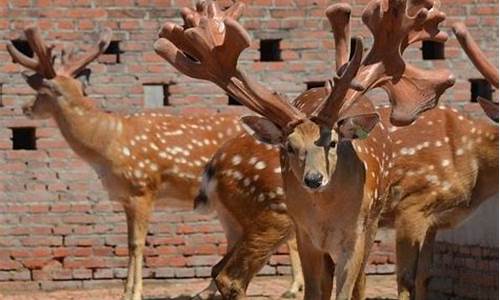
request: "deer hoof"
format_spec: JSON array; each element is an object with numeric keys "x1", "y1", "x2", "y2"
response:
[
  {"x1": 191, "y1": 292, "x2": 215, "y2": 300},
  {"x1": 281, "y1": 291, "x2": 297, "y2": 298}
]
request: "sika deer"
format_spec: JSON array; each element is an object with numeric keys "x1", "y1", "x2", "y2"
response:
[
  {"x1": 193, "y1": 19, "x2": 499, "y2": 300},
  {"x1": 7, "y1": 26, "x2": 242, "y2": 300},
  {"x1": 381, "y1": 21, "x2": 497, "y2": 300},
  {"x1": 155, "y1": 1, "x2": 456, "y2": 299},
  {"x1": 192, "y1": 134, "x2": 303, "y2": 300}
]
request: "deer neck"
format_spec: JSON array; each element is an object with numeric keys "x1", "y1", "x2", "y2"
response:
[
  {"x1": 52, "y1": 95, "x2": 121, "y2": 161},
  {"x1": 475, "y1": 121, "x2": 499, "y2": 169},
  {"x1": 473, "y1": 121, "x2": 499, "y2": 198}
]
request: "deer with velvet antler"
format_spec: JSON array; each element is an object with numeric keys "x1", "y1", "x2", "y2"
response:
[
  {"x1": 156, "y1": 0, "x2": 490, "y2": 299},
  {"x1": 6, "y1": 26, "x2": 248, "y2": 300}
]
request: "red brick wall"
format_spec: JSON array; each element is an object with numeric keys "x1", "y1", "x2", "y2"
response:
[
  {"x1": 0, "y1": 0, "x2": 497, "y2": 291},
  {"x1": 429, "y1": 242, "x2": 498, "y2": 299}
]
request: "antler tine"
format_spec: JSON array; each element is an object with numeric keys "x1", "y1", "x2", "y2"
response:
[
  {"x1": 326, "y1": 3, "x2": 352, "y2": 72},
  {"x1": 181, "y1": 6, "x2": 202, "y2": 28},
  {"x1": 156, "y1": 0, "x2": 306, "y2": 131},
  {"x1": 333, "y1": 0, "x2": 454, "y2": 126},
  {"x1": 6, "y1": 42, "x2": 39, "y2": 71},
  {"x1": 222, "y1": 1, "x2": 245, "y2": 20},
  {"x1": 312, "y1": 37, "x2": 364, "y2": 128},
  {"x1": 403, "y1": 3, "x2": 448, "y2": 50},
  {"x1": 180, "y1": 0, "x2": 244, "y2": 29},
  {"x1": 453, "y1": 22, "x2": 499, "y2": 88},
  {"x1": 61, "y1": 45, "x2": 76, "y2": 66},
  {"x1": 11, "y1": 25, "x2": 57, "y2": 78},
  {"x1": 60, "y1": 27, "x2": 112, "y2": 77}
]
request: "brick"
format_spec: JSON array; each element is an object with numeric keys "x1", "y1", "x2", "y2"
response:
[
  {"x1": 195, "y1": 267, "x2": 212, "y2": 278},
  {"x1": 93, "y1": 268, "x2": 113, "y2": 279},
  {"x1": 174, "y1": 267, "x2": 195, "y2": 278},
  {"x1": 72, "y1": 268, "x2": 92, "y2": 279},
  {"x1": 0, "y1": 281, "x2": 40, "y2": 292},
  {"x1": 186, "y1": 255, "x2": 220, "y2": 267},
  {"x1": 0, "y1": 259, "x2": 22, "y2": 270},
  {"x1": 40, "y1": 280, "x2": 82, "y2": 291}
]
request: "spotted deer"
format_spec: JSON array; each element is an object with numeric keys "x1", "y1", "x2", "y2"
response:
[
  {"x1": 7, "y1": 26, "x2": 243, "y2": 300},
  {"x1": 155, "y1": 1, "x2": 457, "y2": 299},
  {"x1": 192, "y1": 136, "x2": 303, "y2": 300}
]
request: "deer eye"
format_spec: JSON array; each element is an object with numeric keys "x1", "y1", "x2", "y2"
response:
[
  {"x1": 286, "y1": 143, "x2": 294, "y2": 153},
  {"x1": 329, "y1": 141, "x2": 337, "y2": 148}
]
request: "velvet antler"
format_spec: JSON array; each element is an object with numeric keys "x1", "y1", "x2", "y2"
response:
[
  {"x1": 7, "y1": 26, "x2": 57, "y2": 78},
  {"x1": 315, "y1": 0, "x2": 455, "y2": 127},
  {"x1": 326, "y1": 3, "x2": 352, "y2": 72},
  {"x1": 452, "y1": 22, "x2": 499, "y2": 89},
  {"x1": 59, "y1": 28, "x2": 112, "y2": 77},
  {"x1": 7, "y1": 26, "x2": 112, "y2": 79},
  {"x1": 154, "y1": 0, "x2": 305, "y2": 131}
]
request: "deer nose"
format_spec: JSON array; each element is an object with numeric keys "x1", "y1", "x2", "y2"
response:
[{"x1": 304, "y1": 172, "x2": 323, "y2": 189}]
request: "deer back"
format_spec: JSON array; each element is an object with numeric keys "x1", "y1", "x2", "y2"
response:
[{"x1": 382, "y1": 105, "x2": 498, "y2": 222}]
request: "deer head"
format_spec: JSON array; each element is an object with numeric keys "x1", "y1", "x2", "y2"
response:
[
  {"x1": 7, "y1": 26, "x2": 111, "y2": 119},
  {"x1": 155, "y1": 0, "x2": 453, "y2": 191}
]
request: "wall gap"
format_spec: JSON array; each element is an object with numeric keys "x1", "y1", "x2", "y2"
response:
[{"x1": 11, "y1": 127, "x2": 37, "y2": 150}]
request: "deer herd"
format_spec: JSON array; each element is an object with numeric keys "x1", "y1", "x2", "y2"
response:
[{"x1": 5, "y1": 0, "x2": 498, "y2": 300}]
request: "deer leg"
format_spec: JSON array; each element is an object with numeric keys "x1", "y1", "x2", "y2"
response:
[
  {"x1": 192, "y1": 280, "x2": 218, "y2": 300},
  {"x1": 414, "y1": 229, "x2": 436, "y2": 300},
  {"x1": 124, "y1": 209, "x2": 136, "y2": 300},
  {"x1": 335, "y1": 214, "x2": 380, "y2": 300},
  {"x1": 215, "y1": 224, "x2": 291, "y2": 300},
  {"x1": 123, "y1": 194, "x2": 154, "y2": 300},
  {"x1": 395, "y1": 210, "x2": 431, "y2": 300},
  {"x1": 352, "y1": 269, "x2": 366, "y2": 300},
  {"x1": 296, "y1": 229, "x2": 333, "y2": 300},
  {"x1": 193, "y1": 204, "x2": 244, "y2": 300},
  {"x1": 281, "y1": 238, "x2": 305, "y2": 298},
  {"x1": 193, "y1": 246, "x2": 238, "y2": 300}
]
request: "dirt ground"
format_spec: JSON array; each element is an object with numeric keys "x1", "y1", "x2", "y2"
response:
[{"x1": 1, "y1": 275, "x2": 397, "y2": 300}]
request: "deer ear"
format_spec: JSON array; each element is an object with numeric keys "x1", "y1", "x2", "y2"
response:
[
  {"x1": 337, "y1": 113, "x2": 380, "y2": 140},
  {"x1": 241, "y1": 115, "x2": 283, "y2": 145},
  {"x1": 478, "y1": 97, "x2": 499, "y2": 123},
  {"x1": 75, "y1": 68, "x2": 91, "y2": 96},
  {"x1": 22, "y1": 73, "x2": 59, "y2": 93},
  {"x1": 22, "y1": 73, "x2": 45, "y2": 90}
]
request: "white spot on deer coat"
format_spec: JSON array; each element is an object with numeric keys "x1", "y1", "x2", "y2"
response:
[
  {"x1": 255, "y1": 161, "x2": 266, "y2": 170},
  {"x1": 133, "y1": 169, "x2": 143, "y2": 178},
  {"x1": 232, "y1": 155, "x2": 242, "y2": 165}
]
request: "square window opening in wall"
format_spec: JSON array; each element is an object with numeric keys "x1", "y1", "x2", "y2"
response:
[
  {"x1": 260, "y1": 39, "x2": 282, "y2": 62},
  {"x1": 306, "y1": 81, "x2": 325, "y2": 90},
  {"x1": 422, "y1": 41, "x2": 445, "y2": 60},
  {"x1": 102, "y1": 40, "x2": 121, "y2": 64},
  {"x1": 11, "y1": 127, "x2": 37, "y2": 150},
  {"x1": 144, "y1": 83, "x2": 171, "y2": 107},
  {"x1": 228, "y1": 94, "x2": 241, "y2": 105},
  {"x1": 11, "y1": 39, "x2": 34, "y2": 58},
  {"x1": 469, "y1": 79, "x2": 493, "y2": 103}
]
